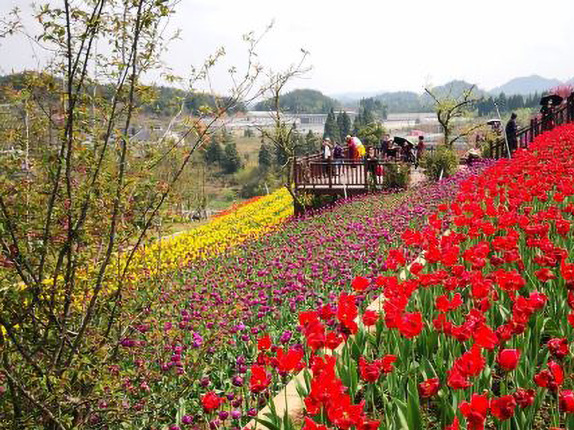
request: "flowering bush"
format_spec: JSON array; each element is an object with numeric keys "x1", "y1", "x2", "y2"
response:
[{"x1": 251, "y1": 125, "x2": 574, "y2": 430}]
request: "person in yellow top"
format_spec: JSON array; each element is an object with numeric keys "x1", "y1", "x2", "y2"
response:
[{"x1": 354, "y1": 136, "x2": 365, "y2": 158}]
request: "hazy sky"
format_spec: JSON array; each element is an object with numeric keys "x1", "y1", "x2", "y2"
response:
[{"x1": 1, "y1": 0, "x2": 574, "y2": 95}]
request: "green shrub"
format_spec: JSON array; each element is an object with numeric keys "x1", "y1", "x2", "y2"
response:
[
  {"x1": 382, "y1": 163, "x2": 411, "y2": 190},
  {"x1": 420, "y1": 146, "x2": 458, "y2": 181}
]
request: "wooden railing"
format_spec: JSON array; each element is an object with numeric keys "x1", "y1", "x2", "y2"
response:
[
  {"x1": 490, "y1": 93, "x2": 574, "y2": 159},
  {"x1": 294, "y1": 157, "x2": 409, "y2": 193}
]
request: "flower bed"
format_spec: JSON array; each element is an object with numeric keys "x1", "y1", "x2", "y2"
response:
[
  {"x1": 251, "y1": 125, "x2": 574, "y2": 430},
  {"x1": 125, "y1": 188, "x2": 293, "y2": 279},
  {"x1": 105, "y1": 165, "x2": 489, "y2": 429}
]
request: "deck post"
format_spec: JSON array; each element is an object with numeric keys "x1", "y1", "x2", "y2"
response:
[
  {"x1": 364, "y1": 159, "x2": 368, "y2": 191},
  {"x1": 327, "y1": 158, "x2": 333, "y2": 189}
]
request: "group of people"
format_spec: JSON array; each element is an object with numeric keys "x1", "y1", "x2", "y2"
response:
[
  {"x1": 320, "y1": 135, "x2": 364, "y2": 162},
  {"x1": 321, "y1": 134, "x2": 425, "y2": 165},
  {"x1": 505, "y1": 95, "x2": 571, "y2": 153},
  {"x1": 319, "y1": 133, "x2": 426, "y2": 190},
  {"x1": 379, "y1": 134, "x2": 425, "y2": 166}
]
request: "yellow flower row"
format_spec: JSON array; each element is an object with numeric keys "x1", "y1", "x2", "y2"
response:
[{"x1": 124, "y1": 188, "x2": 293, "y2": 279}]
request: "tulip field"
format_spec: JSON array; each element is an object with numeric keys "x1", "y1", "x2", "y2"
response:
[
  {"x1": 125, "y1": 188, "x2": 293, "y2": 279},
  {"x1": 109, "y1": 162, "x2": 489, "y2": 429},
  {"x1": 243, "y1": 124, "x2": 574, "y2": 430}
]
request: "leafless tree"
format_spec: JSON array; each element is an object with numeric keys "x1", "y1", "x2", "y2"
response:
[{"x1": 425, "y1": 84, "x2": 482, "y2": 147}]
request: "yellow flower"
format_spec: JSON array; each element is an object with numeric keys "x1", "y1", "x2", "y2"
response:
[{"x1": 123, "y1": 189, "x2": 293, "y2": 279}]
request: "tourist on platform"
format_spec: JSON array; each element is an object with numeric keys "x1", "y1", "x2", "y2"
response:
[
  {"x1": 505, "y1": 112, "x2": 518, "y2": 153},
  {"x1": 322, "y1": 138, "x2": 333, "y2": 177},
  {"x1": 322, "y1": 137, "x2": 333, "y2": 159},
  {"x1": 365, "y1": 146, "x2": 379, "y2": 191},
  {"x1": 333, "y1": 141, "x2": 344, "y2": 175},
  {"x1": 415, "y1": 135, "x2": 425, "y2": 169},
  {"x1": 345, "y1": 135, "x2": 356, "y2": 160},
  {"x1": 380, "y1": 134, "x2": 391, "y2": 158},
  {"x1": 354, "y1": 136, "x2": 365, "y2": 159}
]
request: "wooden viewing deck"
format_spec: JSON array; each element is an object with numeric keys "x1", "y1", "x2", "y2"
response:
[{"x1": 294, "y1": 149, "x2": 409, "y2": 196}]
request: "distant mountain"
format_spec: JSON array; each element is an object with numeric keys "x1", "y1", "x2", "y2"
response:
[
  {"x1": 330, "y1": 91, "x2": 383, "y2": 103},
  {"x1": 424, "y1": 80, "x2": 486, "y2": 99},
  {"x1": 566, "y1": 77, "x2": 574, "y2": 85},
  {"x1": 490, "y1": 75, "x2": 562, "y2": 96},
  {"x1": 373, "y1": 91, "x2": 430, "y2": 113},
  {"x1": 254, "y1": 89, "x2": 339, "y2": 114}
]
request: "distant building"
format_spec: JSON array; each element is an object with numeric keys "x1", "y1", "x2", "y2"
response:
[{"x1": 222, "y1": 110, "x2": 357, "y2": 135}]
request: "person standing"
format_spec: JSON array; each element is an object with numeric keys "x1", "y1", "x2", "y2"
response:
[
  {"x1": 333, "y1": 141, "x2": 343, "y2": 176},
  {"x1": 365, "y1": 146, "x2": 379, "y2": 191},
  {"x1": 354, "y1": 136, "x2": 365, "y2": 159},
  {"x1": 322, "y1": 138, "x2": 333, "y2": 159},
  {"x1": 540, "y1": 101, "x2": 554, "y2": 131},
  {"x1": 380, "y1": 134, "x2": 391, "y2": 158},
  {"x1": 415, "y1": 135, "x2": 425, "y2": 169},
  {"x1": 322, "y1": 138, "x2": 333, "y2": 176},
  {"x1": 505, "y1": 112, "x2": 518, "y2": 153},
  {"x1": 346, "y1": 135, "x2": 356, "y2": 160}
]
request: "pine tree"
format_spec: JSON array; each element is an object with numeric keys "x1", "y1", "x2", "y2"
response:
[
  {"x1": 361, "y1": 105, "x2": 375, "y2": 126},
  {"x1": 304, "y1": 130, "x2": 318, "y2": 155},
  {"x1": 258, "y1": 142, "x2": 272, "y2": 170},
  {"x1": 323, "y1": 108, "x2": 339, "y2": 140},
  {"x1": 204, "y1": 135, "x2": 223, "y2": 165},
  {"x1": 221, "y1": 141, "x2": 242, "y2": 174},
  {"x1": 337, "y1": 111, "x2": 352, "y2": 142}
]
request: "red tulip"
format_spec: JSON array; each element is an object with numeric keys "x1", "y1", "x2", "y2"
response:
[
  {"x1": 337, "y1": 293, "x2": 358, "y2": 334},
  {"x1": 301, "y1": 417, "x2": 328, "y2": 430},
  {"x1": 379, "y1": 354, "x2": 397, "y2": 373},
  {"x1": 497, "y1": 349, "x2": 520, "y2": 371},
  {"x1": 325, "y1": 331, "x2": 343, "y2": 350},
  {"x1": 362, "y1": 310, "x2": 379, "y2": 326},
  {"x1": 459, "y1": 393, "x2": 489, "y2": 430},
  {"x1": 358, "y1": 357, "x2": 381, "y2": 383},
  {"x1": 559, "y1": 390, "x2": 574, "y2": 413},
  {"x1": 534, "y1": 268, "x2": 556, "y2": 282},
  {"x1": 444, "y1": 417, "x2": 460, "y2": 430},
  {"x1": 418, "y1": 378, "x2": 440, "y2": 398},
  {"x1": 547, "y1": 338, "x2": 569, "y2": 359},
  {"x1": 513, "y1": 388, "x2": 535, "y2": 408},
  {"x1": 258, "y1": 334, "x2": 272, "y2": 351},
  {"x1": 447, "y1": 368, "x2": 471, "y2": 390},
  {"x1": 351, "y1": 276, "x2": 369, "y2": 292},
  {"x1": 249, "y1": 365, "x2": 270, "y2": 393},
  {"x1": 474, "y1": 324, "x2": 498, "y2": 350},
  {"x1": 398, "y1": 312, "x2": 423, "y2": 338},
  {"x1": 276, "y1": 347, "x2": 303, "y2": 373},
  {"x1": 201, "y1": 391, "x2": 223, "y2": 412},
  {"x1": 491, "y1": 395, "x2": 517, "y2": 421},
  {"x1": 534, "y1": 361, "x2": 564, "y2": 391}
]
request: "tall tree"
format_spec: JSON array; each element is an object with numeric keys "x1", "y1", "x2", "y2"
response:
[
  {"x1": 323, "y1": 107, "x2": 339, "y2": 140},
  {"x1": 337, "y1": 111, "x2": 352, "y2": 141},
  {"x1": 221, "y1": 141, "x2": 242, "y2": 174},
  {"x1": 258, "y1": 142, "x2": 272, "y2": 170},
  {"x1": 204, "y1": 135, "x2": 223, "y2": 165},
  {"x1": 425, "y1": 85, "x2": 482, "y2": 147},
  {"x1": 256, "y1": 50, "x2": 311, "y2": 210},
  {"x1": 302, "y1": 130, "x2": 318, "y2": 155}
]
